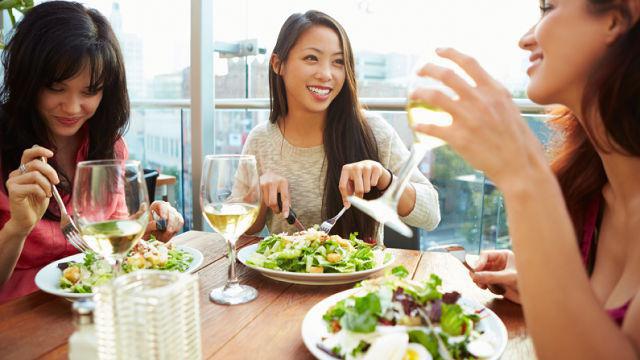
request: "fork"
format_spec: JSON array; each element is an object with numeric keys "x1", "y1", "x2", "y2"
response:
[
  {"x1": 50, "y1": 183, "x2": 90, "y2": 253},
  {"x1": 319, "y1": 206, "x2": 347, "y2": 233}
]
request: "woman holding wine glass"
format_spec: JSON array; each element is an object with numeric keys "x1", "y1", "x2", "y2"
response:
[
  {"x1": 242, "y1": 10, "x2": 441, "y2": 242},
  {"x1": 0, "y1": 1, "x2": 183, "y2": 303},
  {"x1": 411, "y1": 0, "x2": 640, "y2": 356}
]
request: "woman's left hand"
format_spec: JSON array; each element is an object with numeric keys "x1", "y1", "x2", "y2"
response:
[
  {"x1": 145, "y1": 201, "x2": 184, "y2": 242},
  {"x1": 339, "y1": 160, "x2": 391, "y2": 208}
]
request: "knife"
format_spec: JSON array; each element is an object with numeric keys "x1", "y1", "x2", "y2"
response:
[{"x1": 277, "y1": 193, "x2": 306, "y2": 232}]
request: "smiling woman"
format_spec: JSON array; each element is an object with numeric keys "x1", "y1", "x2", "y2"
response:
[
  {"x1": 410, "y1": 0, "x2": 640, "y2": 357},
  {"x1": 36, "y1": 66, "x2": 104, "y2": 142},
  {"x1": 0, "y1": 1, "x2": 183, "y2": 303},
  {"x1": 241, "y1": 10, "x2": 441, "y2": 242}
]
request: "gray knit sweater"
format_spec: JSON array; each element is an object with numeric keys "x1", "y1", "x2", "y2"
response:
[{"x1": 241, "y1": 112, "x2": 441, "y2": 238}]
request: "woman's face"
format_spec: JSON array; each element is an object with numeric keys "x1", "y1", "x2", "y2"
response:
[
  {"x1": 519, "y1": 0, "x2": 616, "y2": 108},
  {"x1": 37, "y1": 65, "x2": 103, "y2": 143},
  {"x1": 274, "y1": 25, "x2": 346, "y2": 116}
]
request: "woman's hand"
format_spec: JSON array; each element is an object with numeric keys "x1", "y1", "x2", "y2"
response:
[
  {"x1": 4, "y1": 146, "x2": 59, "y2": 234},
  {"x1": 146, "y1": 201, "x2": 184, "y2": 242},
  {"x1": 410, "y1": 48, "x2": 549, "y2": 191},
  {"x1": 259, "y1": 171, "x2": 291, "y2": 218},
  {"x1": 471, "y1": 249, "x2": 520, "y2": 303},
  {"x1": 339, "y1": 160, "x2": 391, "y2": 208}
]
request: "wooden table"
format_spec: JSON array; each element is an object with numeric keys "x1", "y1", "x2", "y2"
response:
[{"x1": 0, "y1": 231, "x2": 535, "y2": 359}]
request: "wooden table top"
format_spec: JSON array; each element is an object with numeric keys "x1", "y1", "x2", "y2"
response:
[
  {"x1": 156, "y1": 173, "x2": 177, "y2": 186},
  {"x1": 0, "y1": 231, "x2": 535, "y2": 359}
]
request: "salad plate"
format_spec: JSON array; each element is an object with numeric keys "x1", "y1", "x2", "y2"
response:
[
  {"x1": 35, "y1": 244, "x2": 203, "y2": 300},
  {"x1": 301, "y1": 270, "x2": 508, "y2": 359},
  {"x1": 237, "y1": 243, "x2": 394, "y2": 285}
]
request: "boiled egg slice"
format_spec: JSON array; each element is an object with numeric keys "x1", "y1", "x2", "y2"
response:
[{"x1": 404, "y1": 343, "x2": 433, "y2": 360}]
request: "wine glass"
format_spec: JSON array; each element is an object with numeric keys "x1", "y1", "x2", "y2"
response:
[
  {"x1": 348, "y1": 56, "x2": 456, "y2": 240},
  {"x1": 200, "y1": 155, "x2": 260, "y2": 305},
  {"x1": 73, "y1": 160, "x2": 150, "y2": 275}
]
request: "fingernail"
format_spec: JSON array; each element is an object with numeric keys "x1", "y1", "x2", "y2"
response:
[{"x1": 435, "y1": 47, "x2": 445, "y2": 53}]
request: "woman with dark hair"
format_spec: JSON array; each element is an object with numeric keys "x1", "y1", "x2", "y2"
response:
[
  {"x1": 242, "y1": 10, "x2": 440, "y2": 241},
  {"x1": 412, "y1": 0, "x2": 639, "y2": 356},
  {"x1": 0, "y1": 1, "x2": 183, "y2": 302}
]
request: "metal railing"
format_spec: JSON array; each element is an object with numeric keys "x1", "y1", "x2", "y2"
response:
[{"x1": 131, "y1": 97, "x2": 547, "y2": 113}]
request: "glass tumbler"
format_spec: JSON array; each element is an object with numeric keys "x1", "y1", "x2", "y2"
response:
[{"x1": 94, "y1": 270, "x2": 202, "y2": 360}]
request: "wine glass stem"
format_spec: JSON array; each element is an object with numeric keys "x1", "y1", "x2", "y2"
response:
[
  {"x1": 383, "y1": 142, "x2": 429, "y2": 204},
  {"x1": 113, "y1": 258, "x2": 123, "y2": 277},
  {"x1": 226, "y1": 238, "x2": 239, "y2": 286}
]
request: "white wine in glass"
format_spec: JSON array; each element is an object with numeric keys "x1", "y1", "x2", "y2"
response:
[
  {"x1": 203, "y1": 203, "x2": 259, "y2": 238},
  {"x1": 407, "y1": 66, "x2": 456, "y2": 150},
  {"x1": 73, "y1": 160, "x2": 150, "y2": 275},
  {"x1": 407, "y1": 99, "x2": 453, "y2": 148},
  {"x1": 201, "y1": 155, "x2": 260, "y2": 305},
  {"x1": 81, "y1": 219, "x2": 145, "y2": 255}
]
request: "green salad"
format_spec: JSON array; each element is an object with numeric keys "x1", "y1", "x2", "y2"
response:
[
  {"x1": 319, "y1": 266, "x2": 498, "y2": 359},
  {"x1": 247, "y1": 228, "x2": 389, "y2": 273},
  {"x1": 59, "y1": 239, "x2": 194, "y2": 293}
]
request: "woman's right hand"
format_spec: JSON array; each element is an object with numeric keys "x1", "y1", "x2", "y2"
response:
[
  {"x1": 259, "y1": 171, "x2": 290, "y2": 218},
  {"x1": 410, "y1": 48, "x2": 549, "y2": 192},
  {"x1": 471, "y1": 249, "x2": 521, "y2": 303},
  {"x1": 4, "y1": 146, "x2": 59, "y2": 234}
]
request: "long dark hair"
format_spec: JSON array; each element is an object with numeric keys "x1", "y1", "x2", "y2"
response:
[
  {"x1": 550, "y1": 0, "x2": 640, "y2": 240},
  {"x1": 269, "y1": 10, "x2": 382, "y2": 240},
  {"x1": 0, "y1": 1, "x2": 129, "y2": 220}
]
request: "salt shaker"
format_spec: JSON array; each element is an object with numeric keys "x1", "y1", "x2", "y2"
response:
[{"x1": 68, "y1": 299, "x2": 98, "y2": 360}]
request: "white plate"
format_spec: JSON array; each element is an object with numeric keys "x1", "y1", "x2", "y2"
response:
[
  {"x1": 237, "y1": 244, "x2": 395, "y2": 285},
  {"x1": 35, "y1": 245, "x2": 204, "y2": 300},
  {"x1": 302, "y1": 288, "x2": 508, "y2": 360}
]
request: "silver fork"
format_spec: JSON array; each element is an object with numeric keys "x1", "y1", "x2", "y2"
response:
[
  {"x1": 319, "y1": 206, "x2": 347, "y2": 233},
  {"x1": 50, "y1": 184, "x2": 90, "y2": 253}
]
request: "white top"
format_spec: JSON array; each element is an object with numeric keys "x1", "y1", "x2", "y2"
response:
[{"x1": 241, "y1": 112, "x2": 441, "y2": 238}]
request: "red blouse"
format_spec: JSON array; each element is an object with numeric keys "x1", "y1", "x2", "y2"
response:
[{"x1": 0, "y1": 136, "x2": 128, "y2": 303}]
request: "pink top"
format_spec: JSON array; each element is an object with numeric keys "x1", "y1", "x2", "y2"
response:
[
  {"x1": 581, "y1": 196, "x2": 631, "y2": 326},
  {"x1": 0, "y1": 136, "x2": 128, "y2": 303}
]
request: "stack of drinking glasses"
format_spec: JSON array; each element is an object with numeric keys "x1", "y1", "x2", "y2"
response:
[{"x1": 94, "y1": 270, "x2": 201, "y2": 360}]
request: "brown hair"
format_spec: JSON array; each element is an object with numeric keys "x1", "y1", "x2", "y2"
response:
[
  {"x1": 0, "y1": 1, "x2": 129, "y2": 221},
  {"x1": 268, "y1": 10, "x2": 382, "y2": 239},
  {"x1": 550, "y1": 0, "x2": 639, "y2": 239}
]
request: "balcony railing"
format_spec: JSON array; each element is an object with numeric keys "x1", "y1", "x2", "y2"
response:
[{"x1": 132, "y1": 97, "x2": 546, "y2": 113}]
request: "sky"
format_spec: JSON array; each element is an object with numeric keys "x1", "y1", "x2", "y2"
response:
[{"x1": 69, "y1": 0, "x2": 540, "y2": 88}]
